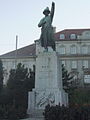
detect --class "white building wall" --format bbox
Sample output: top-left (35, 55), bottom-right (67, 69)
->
top-left (56, 31), bottom-right (90, 86)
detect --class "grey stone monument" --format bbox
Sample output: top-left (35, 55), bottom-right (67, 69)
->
top-left (27, 2), bottom-right (68, 117)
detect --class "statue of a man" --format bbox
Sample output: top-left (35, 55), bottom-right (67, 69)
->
top-left (38, 2), bottom-right (55, 51)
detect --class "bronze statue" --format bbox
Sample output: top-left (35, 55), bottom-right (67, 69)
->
top-left (38, 2), bottom-right (55, 51)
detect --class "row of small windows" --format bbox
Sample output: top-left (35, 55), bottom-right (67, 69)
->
top-left (62, 60), bottom-right (89, 69)
top-left (60, 34), bottom-right (76, 39)
top-left (59, 45), bottom-right (89, 54)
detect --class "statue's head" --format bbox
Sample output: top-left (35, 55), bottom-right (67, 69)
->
top-left (43, 7), bottom-right (50, 15)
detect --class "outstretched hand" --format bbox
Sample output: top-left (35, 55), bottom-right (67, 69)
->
top-left (52, 2), bottom-right (55, 6)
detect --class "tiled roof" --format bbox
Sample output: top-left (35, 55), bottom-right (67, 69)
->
top-left (55, 29), bottom-right (90, 40)
top-left (0, 44), bottom-right (36, 59)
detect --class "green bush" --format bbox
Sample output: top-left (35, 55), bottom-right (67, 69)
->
top-left (44, 104), bottom-right (90, 120)
top-left (0, 63), bottom-right (35, 119)
top-left (70, 88), bottom-right (90, 105)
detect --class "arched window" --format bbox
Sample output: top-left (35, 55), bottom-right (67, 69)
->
top-left (71, 61), bottom-right (77, 69)
top-left (70, 34), bottom-right (76, 39)
top-left (60, 34), bottom-right (65, 39)
top-left (81, 45), bottom-right (88, 54)
top-left (83, 60), bottom-right (88, 68)
top-left (59, 45), bottom-right (65, 54)
top-left (70, 45), bottom-right (77, 54)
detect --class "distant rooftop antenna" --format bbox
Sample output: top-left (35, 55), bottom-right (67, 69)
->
top-left (15, 35), bottom-right (18, 69)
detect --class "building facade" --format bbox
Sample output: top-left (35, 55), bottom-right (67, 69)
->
top-left (55, 29), bottom-right (90, 87)
top-left (0, 29), bottom-right (90, 86)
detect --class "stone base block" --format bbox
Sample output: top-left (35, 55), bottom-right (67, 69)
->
top-left (27, 88), bottom-right (68, 114)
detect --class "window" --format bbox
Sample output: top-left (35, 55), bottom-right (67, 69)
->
top-left (71, 61), bottom-right (77, 69)
top-left (61, 60), bottom-right (65, 66)
top-left (84, 75), bottom-right (90, 83)
top-left (89, 45), bottom-right (90, 54)
top-left (12, 61), bottom-right (16, 69)
top-left (60, 34), bottom-right (65, 39)
top-left (59, 45), bottom-right (65, 54)
top-left (83, 60), bottom-right (88, 68)
top-left (70, 34), bottom-right (76, 39)
top-left (84, 31), bottom-right (90, 38)
top-left (3, 69), bottom-right (8, 76)
top-left (70, 45), bottom-right (77, 54)
top-left (81, 45), bottom-right (88, 54)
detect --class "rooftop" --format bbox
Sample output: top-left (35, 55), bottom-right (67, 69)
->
top-left (0, 29), bottom-right (90, 59)
top-left (55, 29), bottom-right (90, 40)
top-left (0, 44), bottom-right (36, 59)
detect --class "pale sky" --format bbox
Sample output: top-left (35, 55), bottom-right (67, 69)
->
top-left (0, 0), bottom-right (90, 55)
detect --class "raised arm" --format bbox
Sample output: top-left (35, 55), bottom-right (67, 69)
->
top-left (50, 2), bottom-right (55, 23)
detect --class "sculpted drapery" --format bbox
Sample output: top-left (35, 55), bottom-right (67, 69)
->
top-left (38, 2), bottom-right (55, 51)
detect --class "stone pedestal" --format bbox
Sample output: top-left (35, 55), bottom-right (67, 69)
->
top-left (27, 48), bottom-right (68, 114)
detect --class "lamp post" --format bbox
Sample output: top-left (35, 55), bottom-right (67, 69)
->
top-left (15, 35), bottom-right (18, 69)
